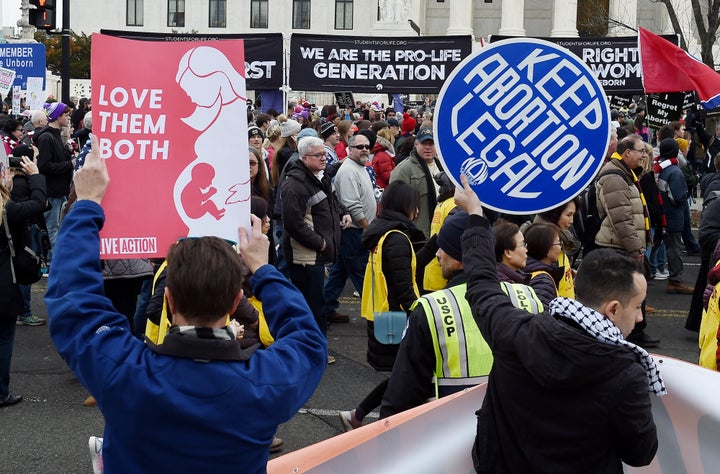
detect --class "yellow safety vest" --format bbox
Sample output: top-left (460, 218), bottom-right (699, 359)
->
top-left (423, 199), bottom-right (457, 292)
top-left (417, 281), bottom-right (544, 399)
top-left (500, 281), bottom-right (545, 314)
top-left (556, 251), bottom-right (575, 299)
top-left (699, 260), bottom-right (720, 370)
top-left (144, 260), bottom-right (169, 345)
top-left (416, 283), bottom-right (493, 398)
top-left (361, 229), bottom-right (418, 321)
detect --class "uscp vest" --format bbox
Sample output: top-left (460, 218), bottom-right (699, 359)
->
top-left (416, 281), bottom-right (544, 398)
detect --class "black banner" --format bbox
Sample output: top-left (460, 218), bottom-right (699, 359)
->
top-left (491, 35), bottom-right (678, 95)
top-left (289, 34), bottom-right (473, 93)
top-left (100, 29), bottom-right (283, 90)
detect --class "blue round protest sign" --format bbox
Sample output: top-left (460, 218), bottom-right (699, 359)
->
top-left (434, 38), bottom-right (610, 214)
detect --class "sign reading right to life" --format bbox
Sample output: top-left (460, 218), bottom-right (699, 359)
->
top-left (434, 38), bottom-right (610, 215)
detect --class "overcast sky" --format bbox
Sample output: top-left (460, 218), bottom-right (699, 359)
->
top-left (3, 1), bottom-right (21, 29)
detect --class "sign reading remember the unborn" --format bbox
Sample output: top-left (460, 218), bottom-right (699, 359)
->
top-left (434, 38), bottom-right (610, 215)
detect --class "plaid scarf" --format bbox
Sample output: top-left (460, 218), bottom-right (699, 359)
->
top-left (549, 297), bottom-right (667, 397)
top-left (170, 325), bottom-right (237, 340)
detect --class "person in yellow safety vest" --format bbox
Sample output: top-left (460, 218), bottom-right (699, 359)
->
top-left (494, 219), bottom-right (550, 312)
top-left (699, 255), bottom-right (720, 370)
top-left (529, 197), bottom-right (581, 299)
top-left (421, 172), bottom-right (459, 293)
top-left (379, 212), bottom-right (544, 418)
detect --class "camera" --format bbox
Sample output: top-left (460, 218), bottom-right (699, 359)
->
top-left (8, 156), bottom-right (23, 169)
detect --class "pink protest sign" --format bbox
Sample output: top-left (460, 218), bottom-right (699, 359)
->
top-left (91, 34), bottom-right (250, 258)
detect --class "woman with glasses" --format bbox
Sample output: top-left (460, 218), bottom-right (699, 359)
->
top-left (1, 119), bottom-right (24, 156)
top-left (522, 222), bottom-right (564, 307)
top-left (248, 147), bottom-right (270, 202)
top-left (494, 220), bottom-right (529, 280)
top-left (249, 146), bottom-right (275, 266)
top-left (528, 197), bottom-right (581, 298)
top-left (494, 220), bottom-right (551, 306)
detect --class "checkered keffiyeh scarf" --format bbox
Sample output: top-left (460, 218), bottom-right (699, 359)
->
top-left (549, 297), bottom-right (667, 396)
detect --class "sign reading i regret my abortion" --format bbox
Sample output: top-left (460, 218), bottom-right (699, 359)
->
top-left (434, 38), bottom-right (610, 215)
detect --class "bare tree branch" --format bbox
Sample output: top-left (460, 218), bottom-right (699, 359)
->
top-left (652, 0), bottom-right (688, 49)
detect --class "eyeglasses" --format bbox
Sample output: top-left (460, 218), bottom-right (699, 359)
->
top-left (552, 241), bottom-right (564, 248)
top-left (351, 144), bottom-right (371, 150)
top-left (249, 160), bottom-right (258, 166)
top-left (305, 153), bottom-right (327, 159)
top-left (517, 242), bottom-right (527, 249)
top-left (631, 148), bottom-right (648, 154)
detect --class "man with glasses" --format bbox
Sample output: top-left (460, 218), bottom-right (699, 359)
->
top-left (595, 134), bottom-right (660, 348)
top-left (389, 127), bottom-right (444, 238)
top-left (324, 134), bottom-right (377, 325)
top-left (281, 137), bottom-right (350, 363)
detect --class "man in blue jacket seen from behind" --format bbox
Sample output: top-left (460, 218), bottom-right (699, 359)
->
top-left (45, 136), bottom-right (327, 473)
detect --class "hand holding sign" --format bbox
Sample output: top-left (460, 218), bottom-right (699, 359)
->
top-left (75, 134), bottom-right (110, 205)
top-left (238, 214), bottom-right (269, 274)
top-left (454, 174), bottom-right (483, 217)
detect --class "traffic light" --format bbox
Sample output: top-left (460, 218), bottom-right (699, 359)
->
top-left (29, 0), bottom-right (56, 31)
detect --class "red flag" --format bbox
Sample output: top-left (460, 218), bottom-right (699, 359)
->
top-left (639, 27), bottom-right (720, 109)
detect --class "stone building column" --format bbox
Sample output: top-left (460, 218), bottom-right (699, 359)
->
top-left (498, 0), bottom-right (525, 37)
top-left (446, 0), bottom-right (474, 38)
top-left (370, 0), bottom-right (417, 36)
top-left (550, 0), bottom-right (578, 37)
top-left (608, 0), bottom-right (637, 36)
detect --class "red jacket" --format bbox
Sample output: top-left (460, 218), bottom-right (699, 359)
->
top-left (371, 137), bottom-right (395, 189)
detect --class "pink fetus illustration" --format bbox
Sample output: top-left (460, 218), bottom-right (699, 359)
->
top-left (180, 162), bottom-right (226, 220)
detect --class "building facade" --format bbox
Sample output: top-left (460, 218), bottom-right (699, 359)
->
top-left (10, 0), bottom-right (699, 102)
top-left (68, 0), bottom-right (674, 41)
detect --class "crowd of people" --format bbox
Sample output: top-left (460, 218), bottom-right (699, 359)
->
top-left (0, 93), bottom-right (715, 471)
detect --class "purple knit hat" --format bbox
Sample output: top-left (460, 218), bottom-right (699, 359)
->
top-left (43, 102), bottom-right (68, 122)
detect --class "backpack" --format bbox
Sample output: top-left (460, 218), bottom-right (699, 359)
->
top-left (2, 207), bottom-right (50, 285)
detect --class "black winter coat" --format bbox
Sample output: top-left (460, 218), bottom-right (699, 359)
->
top-left (522, 256), bottom-right (561, 308)
top-left (464, 215), bottom-right (658, 474)
top-left (0, 174), bottom-right (47, 319)
top-left (35, 126), bottom-right (73, 198)
top-left (380, 271), bottom-right (467, 418)
top-left (699, 173), bottom-right (720, 258)
top-left (361, 208), bottom-right (424, 371)
top-left (281, 161), bottom-right (342, 266)
top-left (362, 208), bottom-right (425, 312)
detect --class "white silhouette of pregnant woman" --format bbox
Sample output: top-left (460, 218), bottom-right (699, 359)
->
top-left (173, 46), bottom-right (250, 241)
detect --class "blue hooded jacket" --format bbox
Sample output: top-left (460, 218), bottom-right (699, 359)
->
top-left (46, 200), bottom-right (326, 473)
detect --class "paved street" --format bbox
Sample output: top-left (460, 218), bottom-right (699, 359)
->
top-left (3, 254), bottom-right (705, 473)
